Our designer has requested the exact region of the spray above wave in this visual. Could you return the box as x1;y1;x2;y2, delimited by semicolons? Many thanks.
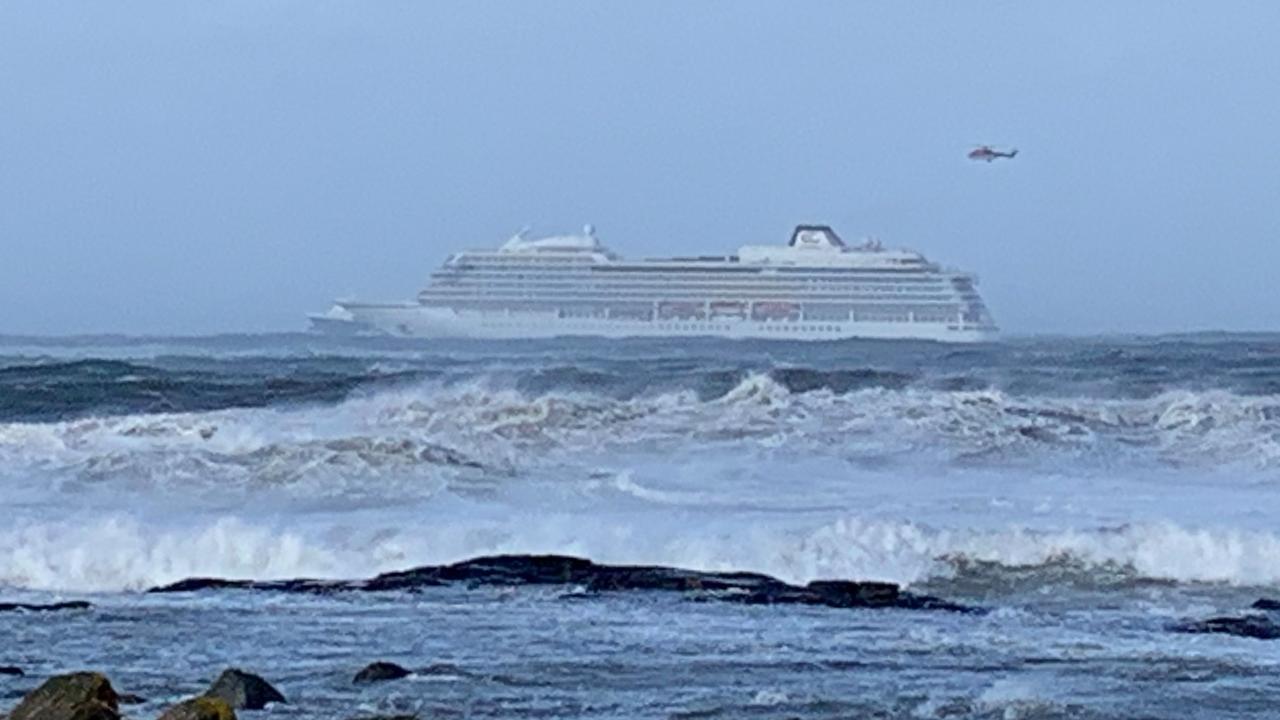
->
1;373;1278;490
3;335;1278;609
5;511;1280;593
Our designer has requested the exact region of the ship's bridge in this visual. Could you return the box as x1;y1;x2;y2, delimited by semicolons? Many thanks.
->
498;225;613;254
448;225;618;265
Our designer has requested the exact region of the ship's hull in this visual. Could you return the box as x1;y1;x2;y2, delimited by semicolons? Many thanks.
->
321;303;997;343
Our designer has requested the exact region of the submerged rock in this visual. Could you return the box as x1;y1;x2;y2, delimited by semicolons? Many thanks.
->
418;663;466;677
0;666;23;677
203;668;285;710
353;661;412;684
158;696;237;720
8;671;119;720
151;553;979;613
0;601;92;613
1173;614;1280;640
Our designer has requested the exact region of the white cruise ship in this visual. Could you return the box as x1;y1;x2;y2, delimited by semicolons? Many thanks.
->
310;225;997;342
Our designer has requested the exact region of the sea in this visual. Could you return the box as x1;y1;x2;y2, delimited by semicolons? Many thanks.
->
1;333;1278;719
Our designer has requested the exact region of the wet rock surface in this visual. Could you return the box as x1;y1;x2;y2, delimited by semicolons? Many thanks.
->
150;553;980;613
353;662;411;684
0;601;92;613
8;672;119;720
203;668;285;710
65;703;121;720
1172;614;1280;640
157;696;237;720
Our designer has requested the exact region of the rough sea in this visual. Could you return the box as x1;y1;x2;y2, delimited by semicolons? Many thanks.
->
2;333;1278;719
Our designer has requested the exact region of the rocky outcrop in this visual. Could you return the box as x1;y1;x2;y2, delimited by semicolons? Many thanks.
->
8;672;119;720
150;553;979;614
1172;597;1280;640
353;662;411;684
150;577;334;593
203;669;285;710
0;601;92;613
725;578;970;612
158;696;237;720
1173;614;1280;640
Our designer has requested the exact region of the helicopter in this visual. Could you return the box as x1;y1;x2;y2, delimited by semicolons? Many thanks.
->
968;145;1018;162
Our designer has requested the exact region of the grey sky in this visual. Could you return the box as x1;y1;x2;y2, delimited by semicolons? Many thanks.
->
2;1;1277;335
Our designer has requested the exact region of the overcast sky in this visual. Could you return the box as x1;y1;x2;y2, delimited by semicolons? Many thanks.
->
2;1;1277;335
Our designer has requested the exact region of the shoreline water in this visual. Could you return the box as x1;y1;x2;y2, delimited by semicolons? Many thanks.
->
3;553;1279;719
2;334;1278;718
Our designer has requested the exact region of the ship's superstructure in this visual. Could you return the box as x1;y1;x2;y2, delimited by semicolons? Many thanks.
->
311;225;997;342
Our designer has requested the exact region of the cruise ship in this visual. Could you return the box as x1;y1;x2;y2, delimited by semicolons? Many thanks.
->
310;225;997;342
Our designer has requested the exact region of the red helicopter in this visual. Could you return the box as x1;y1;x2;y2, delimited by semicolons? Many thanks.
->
968;145;1018;162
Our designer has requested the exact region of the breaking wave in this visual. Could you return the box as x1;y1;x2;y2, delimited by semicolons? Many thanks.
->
4;512;1280;593
1;373;1277;480
2;337;1278;594
4;332;1279;423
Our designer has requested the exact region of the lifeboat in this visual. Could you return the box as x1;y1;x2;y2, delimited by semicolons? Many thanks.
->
751;302;800;321
658;301;706;319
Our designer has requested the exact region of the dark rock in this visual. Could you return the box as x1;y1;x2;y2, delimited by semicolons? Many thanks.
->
891;594;976;613
353;661;411;684
0;601;92;613
723;577;975;613
117;693;147;705
0;666;23;677
149;577;343;595
1173;614;1280;640
8;671;119;720
158;696;237;720
67;703;120;720
364;553;592;591
150;553;979;613
806;580;901;607
1251;598;1280;611
587;565;786;595
203;668;285;710
148;578;255;593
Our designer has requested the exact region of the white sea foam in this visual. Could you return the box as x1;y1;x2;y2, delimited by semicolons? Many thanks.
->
0;516;338;592
1;377;1277;481
4;507;1280;593
1;376;1278;593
